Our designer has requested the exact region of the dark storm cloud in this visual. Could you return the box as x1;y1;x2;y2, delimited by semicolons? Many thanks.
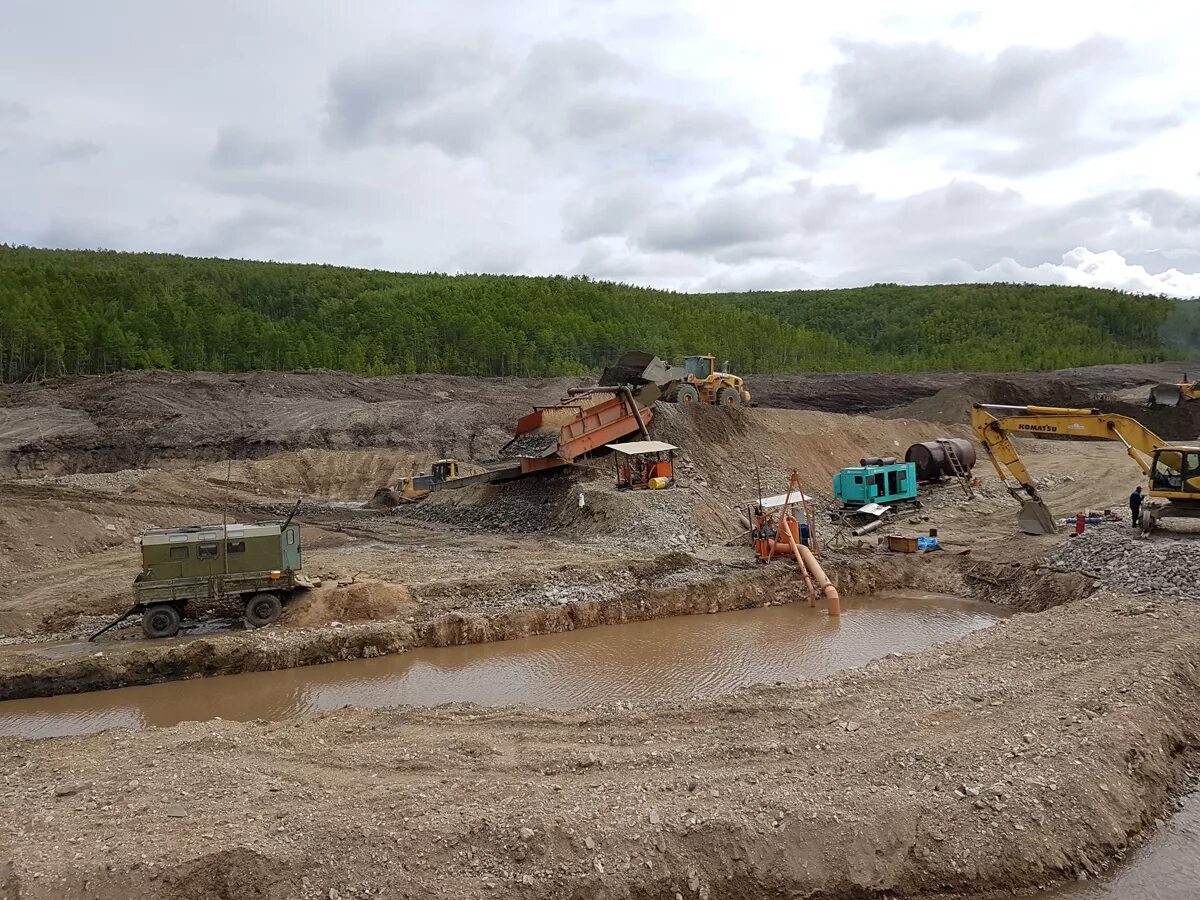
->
822;36;1133;171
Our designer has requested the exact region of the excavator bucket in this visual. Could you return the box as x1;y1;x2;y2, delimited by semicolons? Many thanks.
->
1017;499;1058;535
1150;383;1184;408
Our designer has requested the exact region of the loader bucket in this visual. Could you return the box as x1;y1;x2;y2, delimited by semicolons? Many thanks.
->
1150;383;1183;408
1017;499;1058;535
600;351;686;388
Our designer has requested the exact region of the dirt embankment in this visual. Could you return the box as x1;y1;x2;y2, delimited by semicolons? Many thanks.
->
751;362;1190;414
1;362;1190;477
0;369;591;477
1;589;1196;900
878;365;1200;440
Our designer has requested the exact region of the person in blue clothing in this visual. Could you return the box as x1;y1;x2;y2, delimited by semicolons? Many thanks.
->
1129;485;1143;528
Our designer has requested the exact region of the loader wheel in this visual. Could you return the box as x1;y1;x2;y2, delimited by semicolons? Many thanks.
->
142;604;181;639
717;387;741;407
245;593;283;628
675;384;699;405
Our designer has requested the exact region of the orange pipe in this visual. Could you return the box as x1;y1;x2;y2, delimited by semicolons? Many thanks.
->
789;541;818;607
797;544;840;616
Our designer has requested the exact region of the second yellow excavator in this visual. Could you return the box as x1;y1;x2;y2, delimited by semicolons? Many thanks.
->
971;404;1200;535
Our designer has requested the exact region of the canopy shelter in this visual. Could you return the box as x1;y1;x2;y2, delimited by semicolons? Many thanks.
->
755;491;814;510
605;441;678;490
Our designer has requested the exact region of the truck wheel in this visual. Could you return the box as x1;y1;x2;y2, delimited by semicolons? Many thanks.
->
675;384;700;405
245;592;283;628
142;604;181;639
717;387;741;407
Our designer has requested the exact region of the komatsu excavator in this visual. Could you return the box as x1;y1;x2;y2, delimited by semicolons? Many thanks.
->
971;403;1200;535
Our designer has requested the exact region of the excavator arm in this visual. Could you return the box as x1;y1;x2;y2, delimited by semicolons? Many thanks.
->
970;404;1167;535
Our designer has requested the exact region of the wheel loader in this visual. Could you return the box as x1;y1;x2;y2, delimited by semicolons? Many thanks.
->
1148;375;1200;408
600;351;751;406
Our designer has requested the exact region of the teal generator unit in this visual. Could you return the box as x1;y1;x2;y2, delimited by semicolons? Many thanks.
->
833;459;918;507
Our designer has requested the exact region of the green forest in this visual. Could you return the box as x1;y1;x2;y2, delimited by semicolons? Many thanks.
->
0;245;1193;383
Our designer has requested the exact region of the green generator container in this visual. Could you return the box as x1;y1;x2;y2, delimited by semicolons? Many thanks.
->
833;461;918;507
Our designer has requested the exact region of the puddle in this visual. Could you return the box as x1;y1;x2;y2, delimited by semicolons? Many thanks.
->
1030;793;1200;900
0;591;1002;738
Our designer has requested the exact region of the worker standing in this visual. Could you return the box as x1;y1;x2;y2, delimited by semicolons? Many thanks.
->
1129;486;1143;528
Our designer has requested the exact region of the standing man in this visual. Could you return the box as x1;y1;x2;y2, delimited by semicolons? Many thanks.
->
1129;485;1144;528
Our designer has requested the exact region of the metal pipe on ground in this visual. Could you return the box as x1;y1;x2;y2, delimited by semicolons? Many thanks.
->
852;519;883;536
797;545;841;616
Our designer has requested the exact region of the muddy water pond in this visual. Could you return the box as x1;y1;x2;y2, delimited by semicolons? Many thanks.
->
0;592;1001;739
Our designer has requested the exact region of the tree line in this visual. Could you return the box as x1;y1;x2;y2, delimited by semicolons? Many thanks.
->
0;245;1190;383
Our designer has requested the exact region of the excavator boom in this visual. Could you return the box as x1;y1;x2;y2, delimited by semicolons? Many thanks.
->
970;404;1184;535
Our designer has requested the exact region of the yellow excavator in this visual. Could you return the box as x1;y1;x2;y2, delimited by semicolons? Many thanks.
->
971;403;1200;535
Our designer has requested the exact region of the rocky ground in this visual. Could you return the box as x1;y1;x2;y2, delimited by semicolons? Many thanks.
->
1;589;1196;900
2;362;1200;899
1050;523;1200;600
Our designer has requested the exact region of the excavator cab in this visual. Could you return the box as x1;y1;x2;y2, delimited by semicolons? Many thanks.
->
1150;449;1200;496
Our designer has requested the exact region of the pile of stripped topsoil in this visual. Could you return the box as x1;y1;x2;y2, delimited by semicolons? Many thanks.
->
284;580;417;628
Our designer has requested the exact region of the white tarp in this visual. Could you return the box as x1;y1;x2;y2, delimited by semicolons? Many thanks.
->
605;440;678;455
755;491;814;510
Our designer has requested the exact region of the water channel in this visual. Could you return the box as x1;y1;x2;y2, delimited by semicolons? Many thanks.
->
1;592;1194;898
0;591;999;738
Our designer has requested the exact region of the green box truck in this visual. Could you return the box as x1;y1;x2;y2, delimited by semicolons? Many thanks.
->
118;518;311;639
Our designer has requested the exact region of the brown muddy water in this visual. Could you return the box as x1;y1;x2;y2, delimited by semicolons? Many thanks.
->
0;591;1001;739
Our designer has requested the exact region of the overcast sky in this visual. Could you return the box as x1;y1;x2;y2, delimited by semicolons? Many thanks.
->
2;0;1199;296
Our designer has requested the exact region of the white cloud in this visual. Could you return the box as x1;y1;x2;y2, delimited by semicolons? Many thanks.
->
0;0;1197;295
950;248;1200;298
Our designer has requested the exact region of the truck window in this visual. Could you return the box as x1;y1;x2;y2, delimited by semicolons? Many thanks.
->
198;543;219;560
169;546;189;560
227;540;246;554
287;528;296;546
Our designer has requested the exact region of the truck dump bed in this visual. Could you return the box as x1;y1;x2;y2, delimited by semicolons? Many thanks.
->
501;389;654;467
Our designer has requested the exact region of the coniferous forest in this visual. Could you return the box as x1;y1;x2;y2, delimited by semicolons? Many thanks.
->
0;245;1194;383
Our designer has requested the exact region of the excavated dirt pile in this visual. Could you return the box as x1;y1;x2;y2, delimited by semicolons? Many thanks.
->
880;367;1200;440
284;580;418;628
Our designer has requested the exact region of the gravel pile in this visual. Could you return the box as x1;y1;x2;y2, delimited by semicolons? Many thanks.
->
15;468;154;493
1051;526;1200;599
